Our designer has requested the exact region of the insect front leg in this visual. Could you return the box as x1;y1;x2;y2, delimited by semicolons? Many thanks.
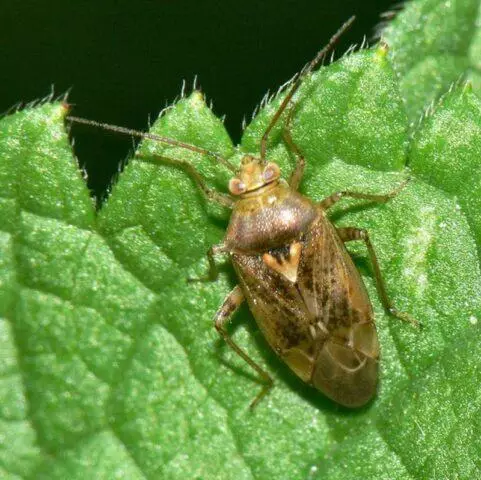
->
215;285;274;409
337;227;420;328
283;108;305;191
136;152;234;208
188;243;228;283
320;179;409;210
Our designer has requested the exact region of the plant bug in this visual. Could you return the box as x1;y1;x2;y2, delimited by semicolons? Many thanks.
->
68;16;417;409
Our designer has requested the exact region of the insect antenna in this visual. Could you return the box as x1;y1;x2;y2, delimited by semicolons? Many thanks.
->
260;15;356;161
66;115;237;174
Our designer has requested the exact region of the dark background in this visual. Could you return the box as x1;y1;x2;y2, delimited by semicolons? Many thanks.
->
1;0;399;199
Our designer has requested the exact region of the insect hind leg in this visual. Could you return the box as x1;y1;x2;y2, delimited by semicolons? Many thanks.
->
337;227;420;328
215;285;274;409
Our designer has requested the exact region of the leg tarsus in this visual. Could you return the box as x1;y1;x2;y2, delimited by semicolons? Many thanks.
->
320;178;410;211
248;376;273;410
215;286;274;408
338;226;420;329
187;244;226;283
388;306;422;330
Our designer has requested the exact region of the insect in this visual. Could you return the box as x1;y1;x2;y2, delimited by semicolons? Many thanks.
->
68;16;417;409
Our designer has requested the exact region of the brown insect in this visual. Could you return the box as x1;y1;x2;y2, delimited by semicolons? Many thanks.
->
68;16;417;409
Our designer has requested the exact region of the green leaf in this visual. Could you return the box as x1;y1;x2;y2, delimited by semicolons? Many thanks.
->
382;0;481;123
243;46;408;172
1;45;480;480
409;85;481;255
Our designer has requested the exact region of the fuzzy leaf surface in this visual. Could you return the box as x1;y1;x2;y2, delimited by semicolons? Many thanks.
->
382;0;481;123
1;46;480;479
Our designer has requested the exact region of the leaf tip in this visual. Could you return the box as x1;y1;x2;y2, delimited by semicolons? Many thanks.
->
61;101;72;115
187;90;207;110
374;41;389;62
45;102;69;123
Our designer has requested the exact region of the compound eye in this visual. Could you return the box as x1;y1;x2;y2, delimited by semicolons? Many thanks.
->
263;162;280;183
229;178;246;195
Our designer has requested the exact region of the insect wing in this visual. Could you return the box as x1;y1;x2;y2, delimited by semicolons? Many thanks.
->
298;216;379;406
232;247;316;382
233;215;379;407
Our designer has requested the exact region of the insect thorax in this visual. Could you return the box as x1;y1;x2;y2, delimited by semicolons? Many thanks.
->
224;181;318;252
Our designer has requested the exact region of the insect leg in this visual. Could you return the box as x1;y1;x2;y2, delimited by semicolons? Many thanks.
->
188;243;227;283
319;179;409;210
215;285;274;409
283;108;305;191
260;16;355;160
136;153;234;208
337;227;419;328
